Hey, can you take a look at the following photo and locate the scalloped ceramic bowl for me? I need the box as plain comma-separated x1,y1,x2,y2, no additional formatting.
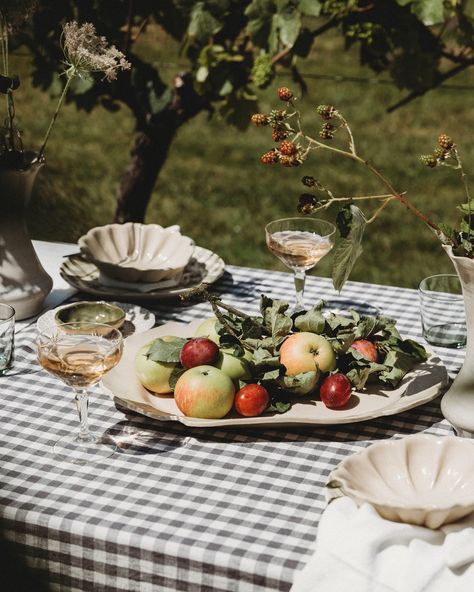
331,434,474,529
78,223,195,283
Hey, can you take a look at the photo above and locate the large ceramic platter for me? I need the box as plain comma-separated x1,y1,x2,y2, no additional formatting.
60,246,225,300
102,320,449,428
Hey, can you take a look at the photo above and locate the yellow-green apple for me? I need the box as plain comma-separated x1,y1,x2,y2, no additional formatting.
194,317,220,344
280,332,337,375
134,336,178,394
215,348,252,382
174,365,235,418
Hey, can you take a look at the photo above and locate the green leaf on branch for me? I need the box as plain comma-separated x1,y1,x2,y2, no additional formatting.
299,0,321,17
146,337,187,363
188,3,222,42
457,199,474,215
332,205,366,292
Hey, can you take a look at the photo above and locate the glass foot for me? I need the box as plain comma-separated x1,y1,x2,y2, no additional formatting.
53,433,117,465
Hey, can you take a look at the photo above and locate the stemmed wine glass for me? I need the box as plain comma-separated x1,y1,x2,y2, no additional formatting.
265,217,336,312
37,322,123,465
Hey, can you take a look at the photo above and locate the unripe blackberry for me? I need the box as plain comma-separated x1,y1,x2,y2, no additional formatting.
272,127,288,142
317,104,335,120
438,134,454,150
434,147,448,160
319,128,334,140
322,122,335,132
269,109,286,124
298,193,317,214
302,175,317,187
420,154,437,168
278,86,293,101
279,140,297,156
251,113,269,127
260,149,278,164
280,155,300,167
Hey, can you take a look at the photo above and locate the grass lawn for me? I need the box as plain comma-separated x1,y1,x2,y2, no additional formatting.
10,26,474,289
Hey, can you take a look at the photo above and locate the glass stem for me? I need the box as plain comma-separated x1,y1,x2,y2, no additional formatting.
74,389,94,442
294,269,306,311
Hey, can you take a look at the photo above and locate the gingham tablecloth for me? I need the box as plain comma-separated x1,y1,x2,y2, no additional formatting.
0,262,465,592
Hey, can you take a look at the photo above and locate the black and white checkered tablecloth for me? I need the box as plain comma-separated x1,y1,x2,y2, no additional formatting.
0,266,464,591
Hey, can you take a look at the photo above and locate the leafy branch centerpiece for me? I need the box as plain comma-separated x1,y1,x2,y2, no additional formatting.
0,4,130,319
251,87,474,436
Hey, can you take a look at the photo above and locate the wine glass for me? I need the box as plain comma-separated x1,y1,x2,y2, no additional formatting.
265,217,336,312
37,322,123,465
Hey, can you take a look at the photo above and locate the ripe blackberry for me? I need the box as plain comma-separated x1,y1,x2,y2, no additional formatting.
279,140,297,156
438,134,454,150
420,154,437,168
278,86,293,101
251,113,269,127
260,149,278,164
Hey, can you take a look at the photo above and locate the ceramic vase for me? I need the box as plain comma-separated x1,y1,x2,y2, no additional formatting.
0,154,52,320
441,245,474,436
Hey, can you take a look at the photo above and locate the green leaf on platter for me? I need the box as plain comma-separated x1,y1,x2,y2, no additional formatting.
353,316,378,340
332,205,366,293
294,305,326,334
378,349,420,387
168,366,187,391
277,370,318,394
267,399,292,414
241,317,265,340
146,337,187,364
346,366,372,390
261,367,282,381
259,295,292,346
400,338,429,362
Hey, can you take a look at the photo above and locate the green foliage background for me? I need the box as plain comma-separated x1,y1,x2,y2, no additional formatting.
16,26,474,289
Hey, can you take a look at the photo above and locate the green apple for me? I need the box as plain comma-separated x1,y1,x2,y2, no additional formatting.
215,348,253,382
134,336,178,394
280,332,336,375
194,317,220,344
174,365,235,419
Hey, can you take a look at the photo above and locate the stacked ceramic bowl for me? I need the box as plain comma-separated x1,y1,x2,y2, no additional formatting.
78,223,195,287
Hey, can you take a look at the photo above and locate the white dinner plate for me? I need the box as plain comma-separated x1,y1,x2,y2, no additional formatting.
60,246,225,300
102,320,449,428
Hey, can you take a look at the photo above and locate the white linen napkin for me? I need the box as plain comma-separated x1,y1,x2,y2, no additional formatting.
291,497,474,592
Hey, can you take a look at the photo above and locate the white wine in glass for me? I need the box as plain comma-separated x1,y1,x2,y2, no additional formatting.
265,217,336,311
37,322,123,465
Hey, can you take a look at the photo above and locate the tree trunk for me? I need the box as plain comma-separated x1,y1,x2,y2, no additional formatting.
114,74,207,223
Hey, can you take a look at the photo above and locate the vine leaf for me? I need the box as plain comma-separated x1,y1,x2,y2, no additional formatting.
332,205,366,292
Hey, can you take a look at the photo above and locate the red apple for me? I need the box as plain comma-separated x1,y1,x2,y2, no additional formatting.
235,384,270,417
179,338,219,369
174,365,235,418
320,373,352,409
351,339,379,362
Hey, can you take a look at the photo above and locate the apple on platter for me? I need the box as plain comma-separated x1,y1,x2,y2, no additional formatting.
320,373,352,409
350,339,379,362
174,365,235,419
235,384,270,417
194,316,220,344
215,347,253,383
134,336,179,394
280,332,336,375
180,337,219,369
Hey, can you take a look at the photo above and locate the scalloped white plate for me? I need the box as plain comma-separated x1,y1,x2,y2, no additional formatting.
60,246,225,300
101,320,449,428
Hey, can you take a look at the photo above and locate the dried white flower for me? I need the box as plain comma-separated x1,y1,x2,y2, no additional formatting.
62,21,131,82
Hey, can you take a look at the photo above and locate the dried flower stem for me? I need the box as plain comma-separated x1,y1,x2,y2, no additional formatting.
37,69,74,161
